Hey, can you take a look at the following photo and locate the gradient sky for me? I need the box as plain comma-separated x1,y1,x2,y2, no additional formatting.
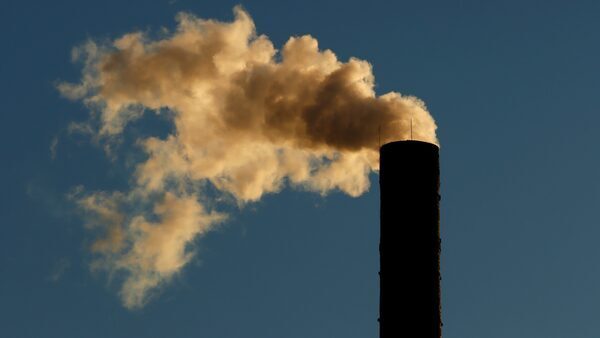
2,1,600,337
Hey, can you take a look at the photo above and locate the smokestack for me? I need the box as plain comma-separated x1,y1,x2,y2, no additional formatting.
379,140,441,338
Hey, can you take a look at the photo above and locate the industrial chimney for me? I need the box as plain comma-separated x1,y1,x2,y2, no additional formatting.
379,140,441,338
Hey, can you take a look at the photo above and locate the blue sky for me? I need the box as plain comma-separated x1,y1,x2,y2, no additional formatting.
2,1,600,337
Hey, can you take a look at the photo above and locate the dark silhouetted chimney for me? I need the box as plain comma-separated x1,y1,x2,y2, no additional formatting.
379,140,441,338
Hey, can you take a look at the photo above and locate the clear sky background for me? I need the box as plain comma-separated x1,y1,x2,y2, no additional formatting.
1,1,600,337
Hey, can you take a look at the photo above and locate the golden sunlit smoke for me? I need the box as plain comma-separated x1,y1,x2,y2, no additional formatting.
59,6,437,308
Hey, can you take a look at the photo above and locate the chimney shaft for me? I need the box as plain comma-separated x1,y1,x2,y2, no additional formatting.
379,140,441,338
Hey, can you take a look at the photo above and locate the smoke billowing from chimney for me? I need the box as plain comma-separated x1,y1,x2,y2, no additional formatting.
59,6,438,308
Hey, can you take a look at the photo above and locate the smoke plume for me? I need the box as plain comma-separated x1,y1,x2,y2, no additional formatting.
59,6,437,308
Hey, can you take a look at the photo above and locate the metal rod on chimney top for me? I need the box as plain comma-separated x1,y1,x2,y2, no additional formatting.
379,140,441,338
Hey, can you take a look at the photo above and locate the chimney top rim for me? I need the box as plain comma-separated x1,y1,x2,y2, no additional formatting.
380,140,439,151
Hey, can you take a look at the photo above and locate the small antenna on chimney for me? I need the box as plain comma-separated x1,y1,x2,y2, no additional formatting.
410,118,413,140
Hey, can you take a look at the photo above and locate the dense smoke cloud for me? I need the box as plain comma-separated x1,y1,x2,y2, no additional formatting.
59,6,437,308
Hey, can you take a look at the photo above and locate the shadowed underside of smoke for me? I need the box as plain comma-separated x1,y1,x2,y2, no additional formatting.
59,6,437,309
